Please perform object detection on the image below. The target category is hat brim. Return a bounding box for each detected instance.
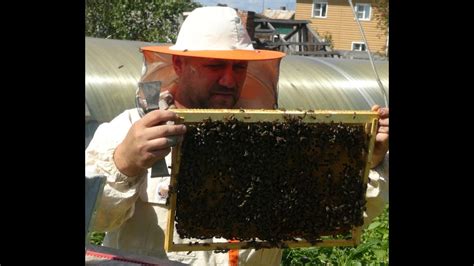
[141,45,285,61]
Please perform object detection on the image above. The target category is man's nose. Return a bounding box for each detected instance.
[218,65,237,88]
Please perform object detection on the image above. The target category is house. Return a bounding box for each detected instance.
[257,9,296,42]
[295,0,388,56]
[237,8,339,57]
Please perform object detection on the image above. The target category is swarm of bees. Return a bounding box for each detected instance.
[174,116,369,248]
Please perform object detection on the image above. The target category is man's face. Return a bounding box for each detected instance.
[172,56,248,109]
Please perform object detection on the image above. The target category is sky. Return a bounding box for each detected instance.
[194,0,296,13]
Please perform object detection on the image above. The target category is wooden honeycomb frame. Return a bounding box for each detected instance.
[165,109,378,252]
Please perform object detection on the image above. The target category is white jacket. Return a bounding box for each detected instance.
[85,108,388,266]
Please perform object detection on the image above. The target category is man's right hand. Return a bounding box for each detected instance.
[113,110,187,177]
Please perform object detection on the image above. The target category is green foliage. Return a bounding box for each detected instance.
[88,231,105,246]
[282,205,389,265]
[374,0,389,35]
[85,0,201,42]
[321,31,334,49]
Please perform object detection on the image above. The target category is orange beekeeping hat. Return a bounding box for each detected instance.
[141,6,285,61]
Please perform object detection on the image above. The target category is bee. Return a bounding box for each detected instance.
[298,112,307,120]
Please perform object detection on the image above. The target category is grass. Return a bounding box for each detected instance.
[88,231,105,246]
[88,205,389,265]
[282,204,389,265]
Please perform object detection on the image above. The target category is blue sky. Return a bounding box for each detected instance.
[194,0,296,13]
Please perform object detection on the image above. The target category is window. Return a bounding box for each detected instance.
[313,0,328,18]
[355,3,371,21]
[352,42,367,51]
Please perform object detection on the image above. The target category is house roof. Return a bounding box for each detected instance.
[261,9,295,20]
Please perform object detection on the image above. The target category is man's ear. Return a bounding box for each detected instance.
[172,55,184,76]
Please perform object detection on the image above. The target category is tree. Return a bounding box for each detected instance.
[373,0,388,56]
[85,0,201,42]
[373,0,388,36]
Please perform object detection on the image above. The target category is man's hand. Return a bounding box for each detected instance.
[113,110,186,177]
[371,105,389,168]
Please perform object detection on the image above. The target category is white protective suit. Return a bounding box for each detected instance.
[85,107,388,266]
